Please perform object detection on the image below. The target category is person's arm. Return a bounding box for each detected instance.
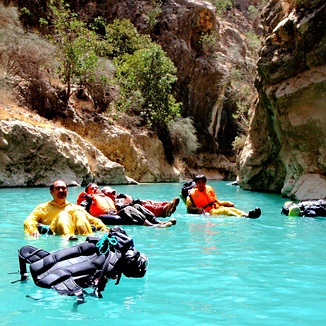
[24,205,44,236]
[217,200,234,207]
[206,186,234,208]
[186,195,204,214]
[77,192,93,212]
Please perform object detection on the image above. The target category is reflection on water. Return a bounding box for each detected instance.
[1,182,326,325]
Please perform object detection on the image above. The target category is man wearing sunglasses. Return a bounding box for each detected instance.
[24,179,109,240]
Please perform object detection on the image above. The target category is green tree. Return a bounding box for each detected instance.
[114,42,181,132]
[104,19,151,58]
[46,0,99,100]
[114,41,181,163]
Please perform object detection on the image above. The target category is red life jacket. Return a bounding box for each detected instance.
[77,191,88,205]
[189,185,218,212]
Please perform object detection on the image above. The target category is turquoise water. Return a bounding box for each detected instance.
[1,181,326,325]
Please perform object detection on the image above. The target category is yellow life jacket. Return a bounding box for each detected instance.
[189,185,218,212]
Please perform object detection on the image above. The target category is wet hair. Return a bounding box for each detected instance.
[49,180,67,191]
[194,174,207,182]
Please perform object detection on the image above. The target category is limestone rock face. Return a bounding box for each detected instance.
[238,0,326,200]
[0,120,128,187]
[154,0,254,159]
[60,113,181,183]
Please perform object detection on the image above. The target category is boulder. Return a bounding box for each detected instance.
[0,120,129,187]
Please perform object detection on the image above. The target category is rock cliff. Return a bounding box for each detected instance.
[0,120,129,186]
[77,0,256,178]
[238,0,326,200]
[60,0,253,177]
[9,0,252,183]
[2,0,324,199]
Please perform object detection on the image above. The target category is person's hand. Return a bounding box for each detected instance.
[31,230,40,237]
[197,208,205,214]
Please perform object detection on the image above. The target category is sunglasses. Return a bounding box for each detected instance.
[54,186,68,191]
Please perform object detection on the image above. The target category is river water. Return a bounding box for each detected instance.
[0,181,325,325]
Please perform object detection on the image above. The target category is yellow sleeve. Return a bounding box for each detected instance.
[24,205,45,235]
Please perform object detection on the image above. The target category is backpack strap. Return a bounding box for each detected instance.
[94,251,122,298]
[16,245,50,281]
[52,277,85,302]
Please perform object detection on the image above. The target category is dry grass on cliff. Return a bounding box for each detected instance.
[0,89,55,128]
[0,4,58,129]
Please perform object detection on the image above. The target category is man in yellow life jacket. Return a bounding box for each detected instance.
[24,180,109,241]
[186,175,261,218]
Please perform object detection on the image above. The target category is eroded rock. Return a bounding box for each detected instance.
[238,0,326,200]
[0,120,128,187]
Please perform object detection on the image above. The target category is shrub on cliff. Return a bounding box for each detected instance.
[114,41,181,163]
[103,19,152,58]
[168,117,200,158]
[114,42,180,131]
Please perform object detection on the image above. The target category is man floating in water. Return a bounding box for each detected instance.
[185,175,261,218]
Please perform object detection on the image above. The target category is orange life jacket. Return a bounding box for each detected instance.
[89,194,117,217]
[189,185,218,212]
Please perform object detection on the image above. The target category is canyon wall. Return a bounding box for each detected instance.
[238,0,326,200]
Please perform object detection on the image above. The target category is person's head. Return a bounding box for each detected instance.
[101,186,117,196]
[101,186,116,198]
[194,174,207,192]
[50,180,68,204]
[85,183,100,194]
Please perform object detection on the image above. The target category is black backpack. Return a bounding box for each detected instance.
[180,181,196,203]
[299,200,326,217]
[13,226,148,302]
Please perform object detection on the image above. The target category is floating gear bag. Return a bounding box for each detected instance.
[281,199,326,217]
[14,226,148,302]
[281,201,301,216]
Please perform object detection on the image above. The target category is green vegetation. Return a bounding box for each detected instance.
[40,4,182,161]
[37,4,181,127]
[145,0,163,32]
[103,19,152,58]
[43,0,100,100]
[199,30,220,57]
[208,0,234,16]
[99,18,182,162]
[114,42,180,131]
[168,117,200,158]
